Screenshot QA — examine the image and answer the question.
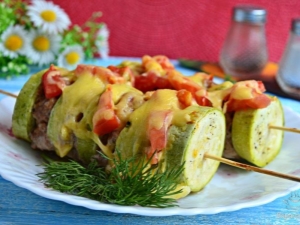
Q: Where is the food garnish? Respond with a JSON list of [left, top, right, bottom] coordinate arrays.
[[38, 152, 185, 208]]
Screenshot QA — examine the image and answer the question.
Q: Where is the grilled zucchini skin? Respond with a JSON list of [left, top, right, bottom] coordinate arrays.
[[116, 105, 226, 195], [47, 73, 105, 158], [164, 106, 226, 192], [12, 70, 46, 142], [12, 67, 70, 142], [231, 97, 284, 167]]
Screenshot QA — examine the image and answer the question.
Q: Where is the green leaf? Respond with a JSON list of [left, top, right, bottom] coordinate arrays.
[[0, 54, 31, 78], [61, 11, 106, 58]]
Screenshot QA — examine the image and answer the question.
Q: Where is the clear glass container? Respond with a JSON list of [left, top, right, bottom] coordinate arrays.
[[220, 5, 268, 80], [276, 18, 300, 97]]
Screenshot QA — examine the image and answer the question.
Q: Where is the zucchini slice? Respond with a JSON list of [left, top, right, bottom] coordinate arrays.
[[47, 73, 105, 158], [12, 67, 70, 142], [231, 96, 284, 167], [163, 106, 226, 193], [12, 70, 46, 141], [116, 105, 226, 197]]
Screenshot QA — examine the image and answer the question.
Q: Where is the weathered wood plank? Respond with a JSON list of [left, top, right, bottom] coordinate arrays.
[[1, 177, 300, 225]]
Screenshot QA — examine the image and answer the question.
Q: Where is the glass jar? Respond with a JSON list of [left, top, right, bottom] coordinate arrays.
[[276, 18, 300, 97], [219, 5, 268, 80]]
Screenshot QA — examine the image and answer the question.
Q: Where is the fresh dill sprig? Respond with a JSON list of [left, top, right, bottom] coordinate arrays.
[[38, 152, 184, 208]]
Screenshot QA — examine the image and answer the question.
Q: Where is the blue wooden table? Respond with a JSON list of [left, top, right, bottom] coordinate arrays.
[[1, 57, 300, 225]]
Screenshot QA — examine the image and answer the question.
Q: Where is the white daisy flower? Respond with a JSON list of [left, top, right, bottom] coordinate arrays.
[[0, 25, 30, 58], [97, 24, 109, 40], [57, 45, 84, 70], [98, 41, 109, 59], [27, 0, 71, 34], [26, 30, 61, 66], [96, 24, 110, 58]]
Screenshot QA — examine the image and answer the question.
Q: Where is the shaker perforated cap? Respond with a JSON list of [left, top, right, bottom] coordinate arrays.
[[292, 18, 300, 35], [233, 5, 267, 23]]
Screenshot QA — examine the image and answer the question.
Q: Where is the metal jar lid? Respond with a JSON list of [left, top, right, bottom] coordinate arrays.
[[233, 5, 267, 24], [292, 18, 300, 35]]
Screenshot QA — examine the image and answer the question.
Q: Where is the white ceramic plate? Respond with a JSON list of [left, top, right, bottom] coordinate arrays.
[[1, 96, 300, 216]]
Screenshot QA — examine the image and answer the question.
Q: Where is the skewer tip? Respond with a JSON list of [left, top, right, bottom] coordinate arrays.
[[0, 90, 18, 98], [204, 153, 300, 183]]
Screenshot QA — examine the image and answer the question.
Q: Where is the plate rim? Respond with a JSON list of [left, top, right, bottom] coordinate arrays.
[[1, 97, 300, 216]]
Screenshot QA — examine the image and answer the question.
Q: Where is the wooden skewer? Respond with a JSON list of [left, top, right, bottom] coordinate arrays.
[[205, 153, 300, 182], [0, 89, 18, 98], [1, 89, 300, 134], [2, 88, 300, 182], [269, 125, 300, 134]]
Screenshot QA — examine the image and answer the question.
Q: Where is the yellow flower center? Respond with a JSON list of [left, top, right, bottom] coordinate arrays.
[[33, 36, 50, 52], [65, 51, 80, 65], [5, 35, 23, 51], [40, 10, 57, 22]]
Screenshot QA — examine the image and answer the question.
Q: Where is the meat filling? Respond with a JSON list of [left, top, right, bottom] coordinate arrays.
[[29, 85, 108, 166], [30, 86, 57, 150], [223, 112, 243, 160]]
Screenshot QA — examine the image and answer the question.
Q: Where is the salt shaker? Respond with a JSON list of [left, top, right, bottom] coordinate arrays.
[[220, 5, 268, 80], [276, 18, 300, 97]]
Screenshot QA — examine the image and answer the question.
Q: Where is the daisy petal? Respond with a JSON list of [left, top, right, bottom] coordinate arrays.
[[0, 25, 30, 58], [57, 45, 84, 70], [26, 30, 61, 66], [27, 0, 71, 34]]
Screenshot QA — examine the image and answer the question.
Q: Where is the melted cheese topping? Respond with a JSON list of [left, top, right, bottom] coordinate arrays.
[[148, 113, 167, 130], [107, 84, 145, 129], [118, 90, 203, 161], [230, 85, 253, 99], [131, 90, 180, 128], [187, 72, 210, 88], [50, 72, 106, 157], [206, 82, 233, 110], [142, 55, 166, 76], [109, 84, 143, 103]]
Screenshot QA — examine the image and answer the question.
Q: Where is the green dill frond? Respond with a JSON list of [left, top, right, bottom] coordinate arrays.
[[38, 152, 184, 208]]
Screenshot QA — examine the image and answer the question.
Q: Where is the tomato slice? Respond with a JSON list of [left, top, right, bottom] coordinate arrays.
[[93, 66, 125, 84], [134, 74, 156, 92], [224, 80, 271, 112], [107, 65, 135, 84], [42, 65, 66, 99], [142, 55, 174, 75], [177, 89, 193, 108], [74, 64, 95, 76], [135, 70, 213, 107], [168, 71, 212, 107], [225, 93, 271, 112], [167, 70, 201, 93], [146, 110, 173, 164], [93, 85, 121, 136], [152, 55, 175, 70], [75, 65, 131, 84], [188, 72, 214, 89], [93, 113, 120, 136], [134, 72, 172, 92], [256, 80, 267, 92], [195, 96, 212, 107], [106, 65, 119, 73], [155, 75, 173, 90]]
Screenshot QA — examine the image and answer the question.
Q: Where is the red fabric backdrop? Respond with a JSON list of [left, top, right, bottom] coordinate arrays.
[[53, 0, 300, 62]]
